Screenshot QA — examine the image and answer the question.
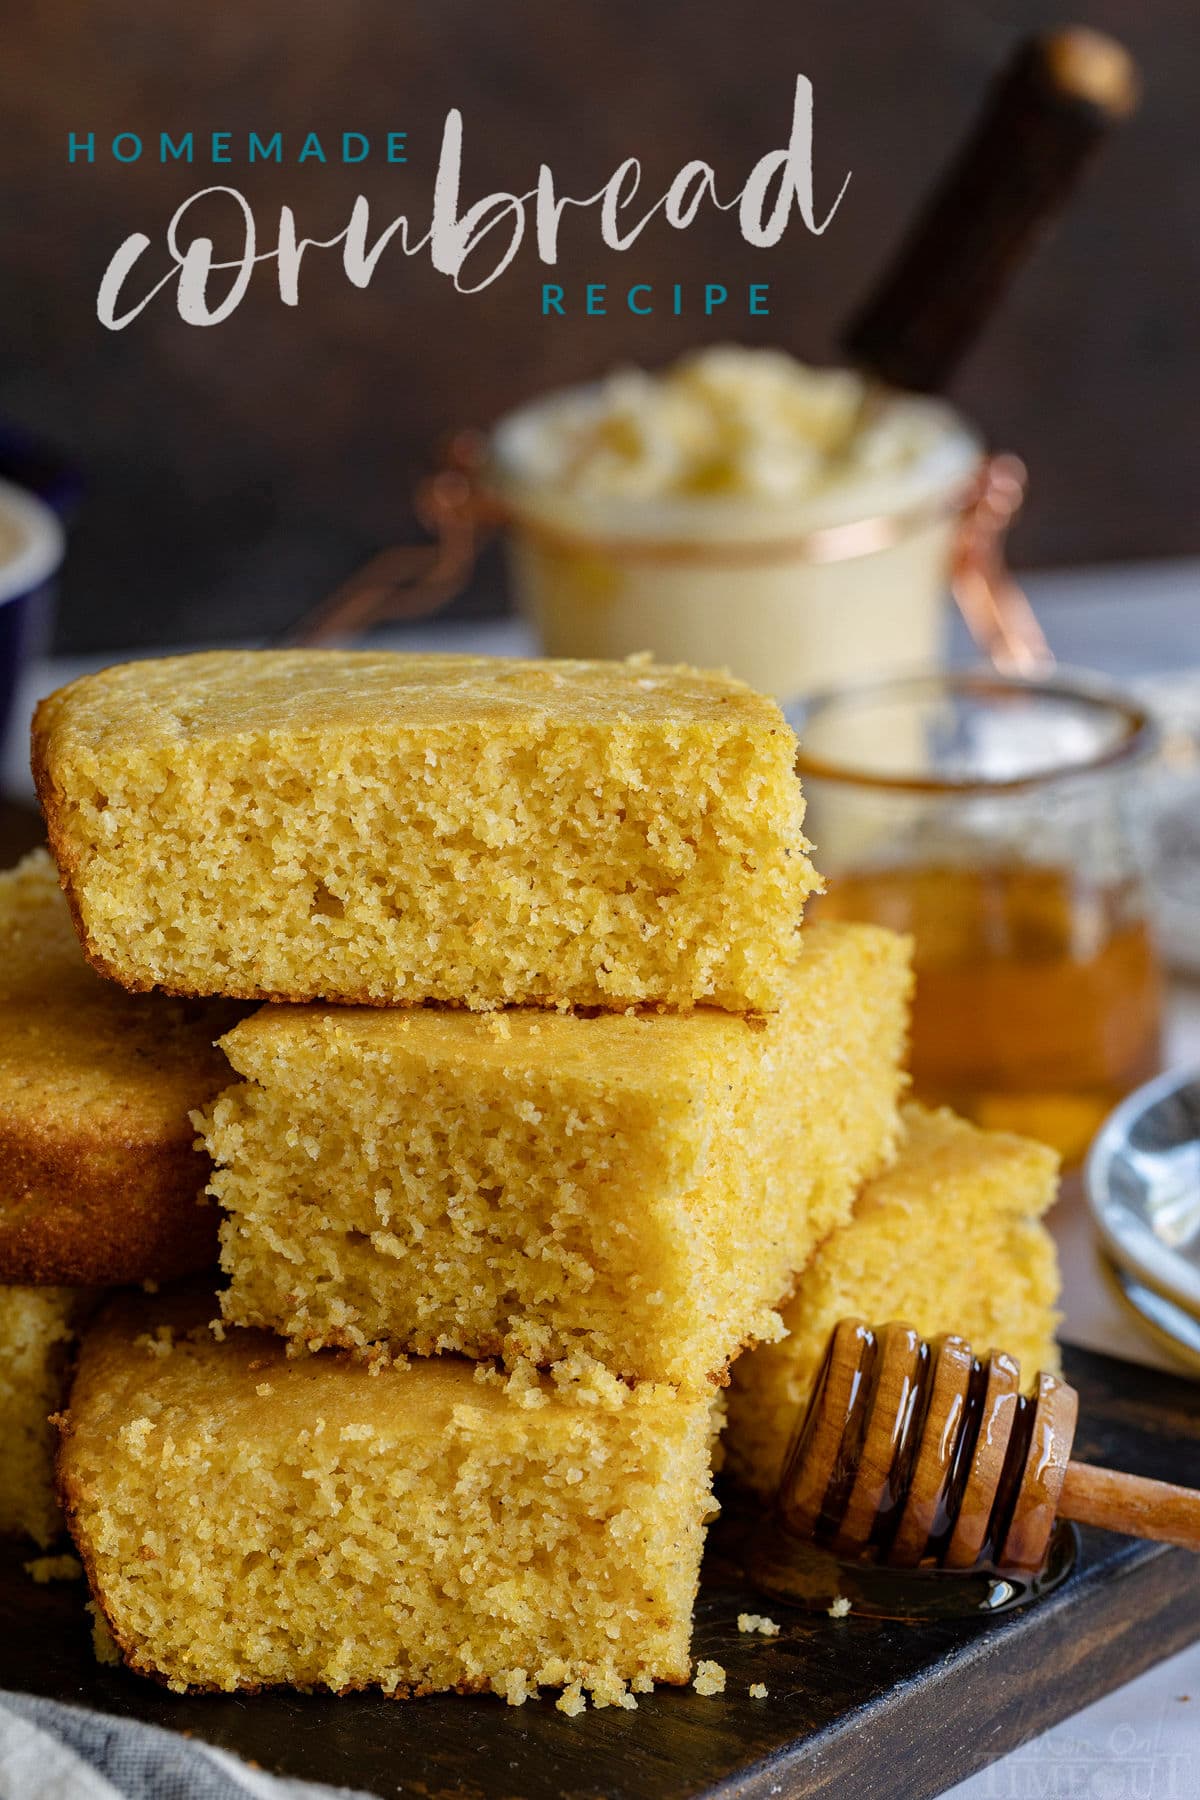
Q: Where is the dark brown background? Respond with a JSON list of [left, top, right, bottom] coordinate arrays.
[[1, 0, 1197, 651]]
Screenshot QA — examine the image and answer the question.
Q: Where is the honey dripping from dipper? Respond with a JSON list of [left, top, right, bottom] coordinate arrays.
[[747, 1320, 1200, 1621]]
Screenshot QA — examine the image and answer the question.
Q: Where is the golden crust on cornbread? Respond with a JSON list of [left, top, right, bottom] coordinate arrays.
[[33, 649, 816, 1013], [725, 1104, 1062, 1496], [0, 851, 241, 1284], [0, 1284, 95, 1546], [200, 922, 911, 1391], [58, 1289, 718, 1700]]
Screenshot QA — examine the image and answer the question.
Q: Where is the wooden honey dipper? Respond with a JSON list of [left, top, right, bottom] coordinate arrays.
[[779, 1321, 1200, 1574]]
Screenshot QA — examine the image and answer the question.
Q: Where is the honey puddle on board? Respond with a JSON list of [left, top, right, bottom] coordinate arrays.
[[812, 864, 1164, 1164]]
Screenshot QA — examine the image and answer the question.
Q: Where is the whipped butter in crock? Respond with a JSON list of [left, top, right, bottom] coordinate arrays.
[[491, 347, 981, 699]]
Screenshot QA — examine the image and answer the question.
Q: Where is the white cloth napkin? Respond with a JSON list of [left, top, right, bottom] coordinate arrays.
[[0, 1691, 377, 1800]]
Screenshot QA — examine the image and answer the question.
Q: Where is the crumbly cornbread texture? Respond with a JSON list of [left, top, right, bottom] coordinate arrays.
[[33, 651, 816, 1012], [59, 1292, 717, 1699], [0, 1284, 94, 1546], [0, 851, 241, 1284], [202, 923, 910, 1388], [725, 1105, 1062, 1496]]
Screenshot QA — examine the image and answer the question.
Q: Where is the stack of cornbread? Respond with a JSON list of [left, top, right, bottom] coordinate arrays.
[[0, 849, 243, 1546], [16, 649, 1061, 1708]]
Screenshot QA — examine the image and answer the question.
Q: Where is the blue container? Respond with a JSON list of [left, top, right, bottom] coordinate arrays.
[[0, 477, 65, 768]]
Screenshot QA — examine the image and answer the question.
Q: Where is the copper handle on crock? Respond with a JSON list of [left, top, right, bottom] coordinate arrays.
[[951, 453, 1053, 675], [282, 431, 497, 647], [285, 441, 1049, 677]]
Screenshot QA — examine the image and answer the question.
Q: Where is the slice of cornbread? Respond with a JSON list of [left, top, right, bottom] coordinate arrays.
[[0, 850, 243, 1284], [0, 1284, 95, 1546], [724, 1104, 1062, 1496], [59, 1292, 717, 1699], [33, 650, 817, 1012], [201, 922, 911, 1389]]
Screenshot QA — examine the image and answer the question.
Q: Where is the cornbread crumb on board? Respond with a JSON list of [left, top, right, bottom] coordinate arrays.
[[726, 1104, 1063, 1496], [203, 921, 911, 1389], [0, 1284, 95, 1546], [737, 1613, 780, 1637], [693, 1660, 727, 1696], [0, 850, 243, 1286], [88, 1602, 120, 1665], [33, 649, 817, 1012], [828, 1598, 852, 1619], [23, 1553, 82, 1584], [59, 1291, 717, 1699], [749, 1683, 769, 1699]]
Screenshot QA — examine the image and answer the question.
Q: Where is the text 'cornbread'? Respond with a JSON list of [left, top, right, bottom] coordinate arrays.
[[59, 1292, 718, 1701], [725, 1104, 1062, 1496], [0, 850, 242, 1285], [202, 922, 911, 1388], [33, 650, 817, 1012]]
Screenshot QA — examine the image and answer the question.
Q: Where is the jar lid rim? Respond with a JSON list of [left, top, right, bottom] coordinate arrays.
[[788, 668, 1159, 795]]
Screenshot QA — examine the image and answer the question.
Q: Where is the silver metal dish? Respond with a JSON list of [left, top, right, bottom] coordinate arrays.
[[1087, 1066, 1200, 1321], [1100, 1253, 1200, 1375]]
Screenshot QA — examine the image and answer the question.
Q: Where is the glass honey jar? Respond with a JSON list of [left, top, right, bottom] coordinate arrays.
[[792, 671, 1164, 1166]]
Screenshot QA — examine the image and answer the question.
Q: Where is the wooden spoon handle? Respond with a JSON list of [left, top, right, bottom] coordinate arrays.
[[1059, 1460, 1200, 1553], [842, 28, 1140, 395]]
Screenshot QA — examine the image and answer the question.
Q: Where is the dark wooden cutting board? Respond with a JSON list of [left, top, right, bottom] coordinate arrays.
[[2, 1341, 1198, 1800]]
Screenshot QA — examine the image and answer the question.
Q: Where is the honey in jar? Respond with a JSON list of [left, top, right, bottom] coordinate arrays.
[[791, 671, 1164, 1166], [813, 862, 1163, 1164]]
